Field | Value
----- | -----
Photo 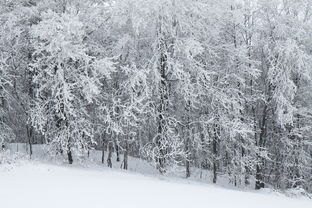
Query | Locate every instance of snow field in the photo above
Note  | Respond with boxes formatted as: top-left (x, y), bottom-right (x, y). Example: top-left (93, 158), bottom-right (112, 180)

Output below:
top-left (0, 161), bottom-right (311, 208)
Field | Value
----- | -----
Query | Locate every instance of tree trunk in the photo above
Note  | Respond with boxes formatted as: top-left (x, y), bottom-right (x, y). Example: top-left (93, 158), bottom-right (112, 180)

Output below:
top-left (255, 164), bottom-right (264, 189)
top-left (107, 141), bottom-right (113, 168)
top-left (185, 128), bottom-right (191, 178)
top-left (115, 139), bottom-right (120, 162)
top-left (101, 132), bottom-right (106, 164)
top-left (186, 157), bottom-right (190, 178)
top-left (212, 125), bottom-right (218, 184)
top-left (255, 105), bottom-right (267, 190)
top-left (213, 161), bottom-right (217, 184)
top-left (155, 16), bottom-right (170, 174)
top-left (123, 139), bottom-right (128, 170)
top-left (185, 100), bottom-right (191, 178)
top-left (244, 150), bottom-right (250, 186)
top-left (67, 148), bottom-right (73, 164)
top-left (26, 124), bottom-right (33, 159)
top-left (101, 147), bottom-right (105, 164)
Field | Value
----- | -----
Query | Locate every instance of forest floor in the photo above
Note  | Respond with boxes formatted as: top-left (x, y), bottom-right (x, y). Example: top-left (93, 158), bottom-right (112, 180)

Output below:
top-left (1, 143), bottom-right (312, 208)
top-left (0, 160), bottom-right (312, 208)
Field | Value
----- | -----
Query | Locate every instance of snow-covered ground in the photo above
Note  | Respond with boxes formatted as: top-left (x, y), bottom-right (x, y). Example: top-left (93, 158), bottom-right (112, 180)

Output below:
top-left (0, 161), bottom-right (311, 208)
top-left (2, 143), bottom-right (311, 207)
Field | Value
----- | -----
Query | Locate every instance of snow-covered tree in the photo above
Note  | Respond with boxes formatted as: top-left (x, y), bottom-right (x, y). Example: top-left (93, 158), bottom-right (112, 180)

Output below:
top-left (30, 9), bottom-right (114, 163)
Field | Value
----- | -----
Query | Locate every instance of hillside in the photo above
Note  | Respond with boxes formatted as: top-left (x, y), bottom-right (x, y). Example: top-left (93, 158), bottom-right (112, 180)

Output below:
top-left (0, 161), bottom-right (311, 208)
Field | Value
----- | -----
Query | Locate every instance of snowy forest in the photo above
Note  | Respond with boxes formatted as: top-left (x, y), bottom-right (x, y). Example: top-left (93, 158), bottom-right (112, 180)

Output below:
top-left (1, 0), bottom-right (312, 195)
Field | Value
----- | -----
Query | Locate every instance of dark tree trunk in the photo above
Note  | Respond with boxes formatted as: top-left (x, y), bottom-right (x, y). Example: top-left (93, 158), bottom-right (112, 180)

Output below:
top-left (255, 165), bottom-right (264, 189)
top-left (212, 125), bottom-right (218, 184)
top-left (101, 147), bottom-right (105, 164)
top-left (186, 158), bottom-right (190, 178)
top-left (115, 139), bottom-right (120, 162)
top-left (155, 17), bottom-right (170, 174)
top-left (255, 105), bottom-right (267, 190)
top-left (244, 155), bottom-right (250, 185)
top-left (26, 124), bottom-right (33, 159)
top-left (123, 143), bottom-right (128, 170)
top-left (156, 77), bottom-right (167, 173)
top-left (123, 150), bottom-right (128, 170)
top-left (185, 128), bottom-right (191, 178)
top-left (213, 162), bottom-right (217, 184)
top-left (67, 149), bottom-right (73, 164)
top-left (185, 100), bottom-right (191, 178)
top-left (107, 141), bottom-right (113, 168)
top-left (101, 132), bottom-right (106, 164)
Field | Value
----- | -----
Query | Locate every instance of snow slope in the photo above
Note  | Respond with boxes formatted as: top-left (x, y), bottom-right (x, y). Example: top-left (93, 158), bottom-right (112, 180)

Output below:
top-left (0, 161), bottom-right (311, 208)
